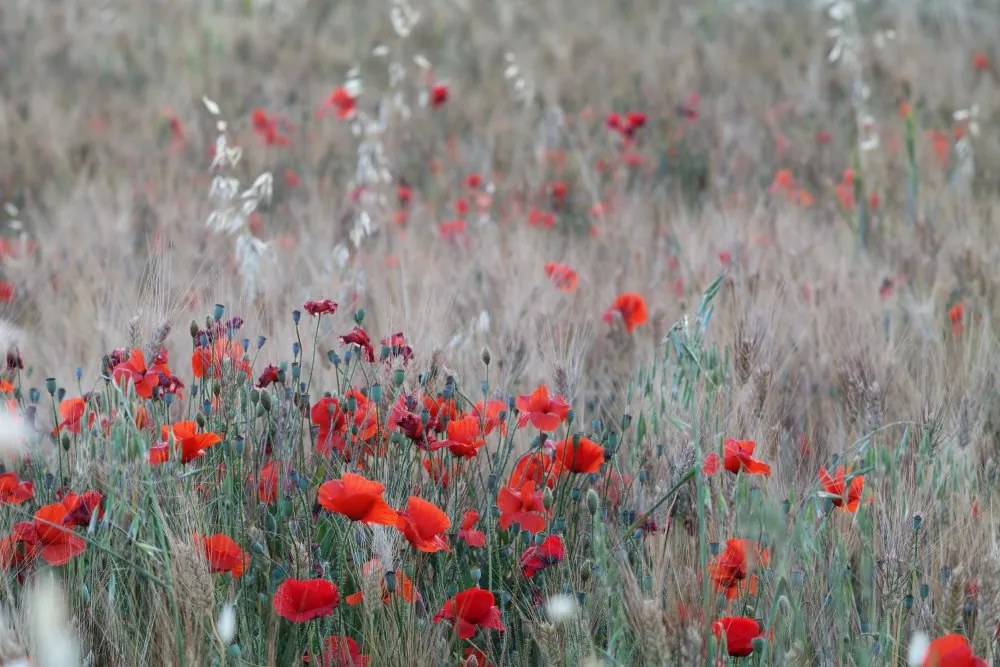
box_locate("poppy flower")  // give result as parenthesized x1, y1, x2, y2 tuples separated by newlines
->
(457, 510, 485, 547)
(251, 108, 292, 146)
(515, 385, 570, 432)
(439, 218, 467, 240)
(61, 489, 103, 527)
(31, 503, 87, 566)
(317, 473, 399, 526)
(0, 533, 35, 574)
(308, 635, 369, 666)
(340, 327, 376, 363)
(471, 400, 506, 435)
(721, 438, 771, 476)
(257, 364, 281, 388)
(922, 634, 987, 667)
(712, 616, 763, 657)
(972, 52, 990, 71)
(323, 87, 357, 119)
(422, 457, 458, 488)
(304, 300, 338, 317)
(0, 472, 33, 505)
(148, 421, 223, 465)
(422, 395, 459, 431)
(192, 338, 251, 380)
(440, 416, 486, 458)
(344, 559, 417, 606)
(949, 301, 965, 336)
(430, 83, 449, 108)
(464, 173, 483, 189)
(397, 496, 451, 553)
(497, 480, 547, 534)
(544, 262, 579, 292)
(708, 538, 767, 600)
(461, 647, 494, 667)
(527, 208, 556, 229)
(509, 452, 559, 489)
(818, 466, 864, 512)
(111, 349, 161, 399)
(602, 292, 648, 334)
(520, 534, 565, 578)
(57, 396, 95, 435)
(273, 578, 340, 622)
(257, 460, 280, 503)
(380, 332, 414, 364)
(433, 587, 505, 639)
(553, 435, 604, 474)
(196, 533, 249, 578)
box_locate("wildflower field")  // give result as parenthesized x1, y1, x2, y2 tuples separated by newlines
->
(2, 0, 1000, 665)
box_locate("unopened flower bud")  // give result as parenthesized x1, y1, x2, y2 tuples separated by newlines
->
(481, 347, 491, 366)
(190, 320, 201, 338)
(586, 488, 600, 516)
(543, 487, 554, 510)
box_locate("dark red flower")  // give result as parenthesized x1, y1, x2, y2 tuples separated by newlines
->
(440, 416, 486, 458)
(304, 300, 338, 317)
(520, 534, 565, 578)
(340, 327, 375, 363)
(433, 588, 505, 639)
(323, 87, 357, 119)
(257, 364, 281, 388)
(273, 578, 340, 622)
(30, 503, 87, 566)
(61, 489, 103, 527)
(430, 83, 449, 108)
(309, 635, 369, 666)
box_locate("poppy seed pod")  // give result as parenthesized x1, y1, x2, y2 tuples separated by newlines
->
(586, 489, 600, 516)
(260, 391, 272, 411)
(354, 309, 365, 324)
(45, 377, 57, 395)
(213, 304, 225, 321)
(190, 320, 201, 338)
(393, 369, 405, 387)
(481, 347, 491, 366)
(542, 487, 554, 510)
(384, 571, 397, 594)
(292, 309, 301, 325)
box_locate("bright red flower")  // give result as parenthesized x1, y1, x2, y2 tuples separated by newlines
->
(251, 108, 292, 146)
(323, 87, 357, 119)
(702, 452, 721, 475)
(433, 588, 505, 639)
(273, 578, 340, 622)
(708, 538, 768, 600)
(972, 52, 990, 72)
(457, 510, 485, 547)
(471, 400, 506, 435)
(257, 364, 281, 388)
(497, 480, 547, 534)
(196, 533, 249, 578)
(520, 534, 565, 578)
(721, 438, 771, 476)
(527, 208, 556, 229)
(397, 496, 451, 553)
(461, 647, 495, 667)
(818, 466, 864, 512)
(515, 384, 570, 432)
(257, 460, 280, 503)
(441, 416, 486, 458)
(57, 396, 95, 435)
(340, 327, 375, 363)
(950, 301, 965, 336)
(464, 173, 483, 189)
(304, 299, 338, 316)
(31, 503, 87, 566)
(602, 292, 648, 333)
(922, 634, 987, 667)
(317, 473, 399, 526)
(509, 452, 559, 489)
(712, 616, 763, 657)
(0, 472, 33, 505)
(111, 349, 161, 399)
(544, 262, 579, 292)
(192, 338, 251, 380)
(310, 635, 369, 667)
(61, 489, 104, 527)
(148, 421, 223, 465)
(553, 435, 604, 474)
(430, 83, 449, 108)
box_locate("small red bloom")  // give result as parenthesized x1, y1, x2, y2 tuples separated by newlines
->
(497, 480, 547, 534)
(310, 635, 369, 667)
(515, 384, 570, 432)
(196, 533, 249, 578)
(430, 83, 449, 108)
(544, 262, 579, 292)
(818, 466, 864, 512)
(148, 421, 223, 465)
(324, 87, 357, 119)
(457, 510, 485, 547)
(509, 452, 559, 489)
(602, 292, 648, 333)
(192, 338, 251, 380)
(433, 588, 505, 639)
(397, 496, 451, 553)
(464, 173, 483, 190)
(471, 400, 506, 435)
(972, 52, 990, 72)
(111, 349, 161, 399)
(257, 364, 281, 388)
(273, 578, 340, 622)
(0, 472, 33, 505)
(721, 438, 771, 476)
(340, 327, 376, 363)
(553, 435, 604, 474)
(57, 396, 95, 435)
(949, 301, 965, 336)
(317, 473, 399, 526)
(258, 460, 280, 503)
(441, 416, 486, 458)
(708, 538, 768, 600)
(923, 634, 987, 667)
(520, 534, 565, 578)
(702, 452, 720, 475)
(61, 489, 104, 527)
(713, 616, 763, 657)
(304, 299, 338, 316)
(32, 503, 87, 566)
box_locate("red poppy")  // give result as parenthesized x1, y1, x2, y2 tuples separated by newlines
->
(148, 421, 223, 465)
(527, 208, 556, 229)
(258, 460, 279, 503)
(317, 473, 399, 526)
(544, 262, 579, 292)
(344, 559, 416, 606)
(380, 332, 413, 364)
(509, 452, 559, 489)
(57, 396, 95, 435)
(515, 385, 570, 432)
(818, 466, 864, 512)
(602, 292, 648, 333)
(340, 327, 375, 363)
(422, 457, 458, 488)
(397, 496, 451, 553)
(304, 300, 338, 316)
(972, 52, 990, 71)
(433, 587, 505, 639)
(702, 452, 721, 475)
(712, 616, 763, 657)
(257, 364, 281, 388)
(461, 647, 494, 667)
(0, 472, 33, 505)
(949, 301, 965, 336)
(192, 338, 251, 380)
(422, 395, 459, 431)
(251, 108, 292, 146)
(439, 218, 467, 240)
(464, 173, 483, 190)
(30, 503, 87, 566)
(922, 634, 987, 667)
(196, 533, 249, 578)
(708, 538, 768, 600)
(307, 635, 369, 666)
(440, 416, 486, 458)
(273, 578, 340, 622)
(111, 349, 160, 399)
(553, 435, 604, 474)
(323, 87, 357, 119)
(497, 480, 547, 534)
(457, 510, 485, 547)
(520, 534, 565, 578)
(547, 181, 568, 205)
(471, 400, 506, 435)
(61, 489, 103, 527)
(430, 83, 449, 108)
(721, 438, 771, 476)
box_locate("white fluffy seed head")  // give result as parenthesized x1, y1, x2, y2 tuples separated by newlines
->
(545, 594, 579, 623)
(907, 631, 930, 666)
(216, 603, 236, 645)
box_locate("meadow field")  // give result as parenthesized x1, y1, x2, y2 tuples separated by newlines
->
(1, 0, 999, 664)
